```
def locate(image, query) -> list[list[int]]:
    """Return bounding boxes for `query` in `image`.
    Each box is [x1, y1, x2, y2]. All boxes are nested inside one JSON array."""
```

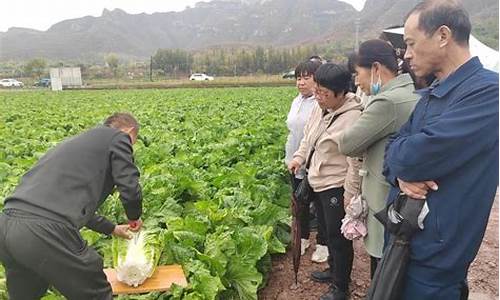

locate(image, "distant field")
[[81, 75, 296, 89], [3, 75, 296, 91]]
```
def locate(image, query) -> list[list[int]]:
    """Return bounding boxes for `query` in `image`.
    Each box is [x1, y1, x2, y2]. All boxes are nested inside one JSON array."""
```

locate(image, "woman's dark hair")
[[314, 63, 352, 96], [346, 52, 357, 74], [350, 39, 399, 74], [294, 60, 322, 79], [345, 52, 358, 93]]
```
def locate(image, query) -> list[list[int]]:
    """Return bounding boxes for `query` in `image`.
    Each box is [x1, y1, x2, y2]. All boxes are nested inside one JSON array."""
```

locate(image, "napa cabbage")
[[112, 228, 165, 287]]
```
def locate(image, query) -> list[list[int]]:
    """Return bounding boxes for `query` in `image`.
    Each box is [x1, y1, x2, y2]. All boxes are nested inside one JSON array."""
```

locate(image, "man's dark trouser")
[[402, 263, 471, 300], [0, 209, 112, 300], [292, 177, 327, 245], [313, 187, 353, 291]]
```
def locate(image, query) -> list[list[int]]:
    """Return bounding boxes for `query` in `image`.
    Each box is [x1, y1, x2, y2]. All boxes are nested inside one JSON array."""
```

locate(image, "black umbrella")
[[367, 194, 427, 300], [289, 173, 302, 285]]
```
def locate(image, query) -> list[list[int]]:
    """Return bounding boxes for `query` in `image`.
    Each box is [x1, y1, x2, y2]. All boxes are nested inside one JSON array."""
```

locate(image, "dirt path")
[[468, 195, 499, 297], [259, 195, 499, 300]]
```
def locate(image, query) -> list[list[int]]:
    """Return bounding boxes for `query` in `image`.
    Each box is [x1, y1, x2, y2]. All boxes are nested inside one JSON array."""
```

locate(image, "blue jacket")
[[383, 57, 499, 283]]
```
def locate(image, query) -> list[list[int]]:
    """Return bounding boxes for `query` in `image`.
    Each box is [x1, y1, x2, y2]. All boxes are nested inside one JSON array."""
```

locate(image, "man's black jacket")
[[4, 126, 142, 234]]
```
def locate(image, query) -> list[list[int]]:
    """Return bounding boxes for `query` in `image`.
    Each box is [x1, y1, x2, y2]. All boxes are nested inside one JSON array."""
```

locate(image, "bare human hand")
[[288, 160, 301, 174], [112, 224, 132, 239], [128, 219, 143, 232], [397, 179, 438, 200]]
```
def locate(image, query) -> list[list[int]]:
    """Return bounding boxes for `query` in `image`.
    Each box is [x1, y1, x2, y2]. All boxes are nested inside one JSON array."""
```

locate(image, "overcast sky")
[[0, 0, 366, 32]]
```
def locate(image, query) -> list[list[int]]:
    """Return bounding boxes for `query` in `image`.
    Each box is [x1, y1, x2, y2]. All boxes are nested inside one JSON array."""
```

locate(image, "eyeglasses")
[[314, 86, 331, 97]]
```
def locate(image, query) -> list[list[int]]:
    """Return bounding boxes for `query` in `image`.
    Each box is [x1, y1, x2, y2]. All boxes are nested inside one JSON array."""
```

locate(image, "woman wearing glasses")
[[288, 63, 362, 300]]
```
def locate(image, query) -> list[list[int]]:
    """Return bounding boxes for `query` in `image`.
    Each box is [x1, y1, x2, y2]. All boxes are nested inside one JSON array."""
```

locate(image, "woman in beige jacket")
[[339, 39, 419, 278], [289, 63, 362, 300]]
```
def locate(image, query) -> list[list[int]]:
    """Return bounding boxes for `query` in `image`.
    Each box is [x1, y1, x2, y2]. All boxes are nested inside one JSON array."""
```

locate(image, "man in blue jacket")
[[383, 1, 499, 299]]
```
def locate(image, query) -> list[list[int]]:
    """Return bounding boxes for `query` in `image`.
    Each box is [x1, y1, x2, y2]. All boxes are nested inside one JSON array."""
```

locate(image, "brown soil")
[[259, 195, 499, 300]]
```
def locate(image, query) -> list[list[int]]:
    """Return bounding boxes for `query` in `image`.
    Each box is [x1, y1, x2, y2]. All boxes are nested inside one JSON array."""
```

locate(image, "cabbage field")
[[0, 87, 296, 299]]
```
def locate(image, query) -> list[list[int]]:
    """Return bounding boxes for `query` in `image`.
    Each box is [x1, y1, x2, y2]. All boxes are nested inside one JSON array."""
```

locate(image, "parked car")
[[282, 70, 295, 79], [0, 78, 24, 87], [189, 73, 214, 81], [34, 78, 51, 87]]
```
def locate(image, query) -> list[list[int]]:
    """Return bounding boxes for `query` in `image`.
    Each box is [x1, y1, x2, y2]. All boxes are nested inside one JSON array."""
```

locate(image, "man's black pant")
[[292, 177, 326, 244], [313, 187, 353, 291], [0, 209, 112, 300]]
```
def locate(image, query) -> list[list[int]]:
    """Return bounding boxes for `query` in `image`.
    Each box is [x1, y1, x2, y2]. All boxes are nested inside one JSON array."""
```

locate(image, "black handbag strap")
[[305, 112, 344, 170]]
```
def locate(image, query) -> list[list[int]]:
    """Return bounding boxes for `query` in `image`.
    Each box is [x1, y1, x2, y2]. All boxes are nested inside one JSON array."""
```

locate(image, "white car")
[[189, 73, 214, 81], [0, 78, 24, 87]]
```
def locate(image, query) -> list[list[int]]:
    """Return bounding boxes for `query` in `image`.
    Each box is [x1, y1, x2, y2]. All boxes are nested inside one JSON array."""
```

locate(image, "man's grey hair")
[[406, 0, 471, 46]]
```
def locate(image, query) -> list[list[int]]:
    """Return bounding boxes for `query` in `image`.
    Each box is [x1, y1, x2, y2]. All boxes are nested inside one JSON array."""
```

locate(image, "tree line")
[[152, 45, 350, 77], [1, 42, 354, 80]]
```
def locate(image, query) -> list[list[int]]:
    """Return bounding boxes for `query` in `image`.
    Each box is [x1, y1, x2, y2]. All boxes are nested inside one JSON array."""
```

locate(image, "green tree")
[[105, 54, 120, 78], [23, 58, 47, 78], [152, 49, 193, 78], [254, 46, 265, 73], [150, 43, 334, 77]]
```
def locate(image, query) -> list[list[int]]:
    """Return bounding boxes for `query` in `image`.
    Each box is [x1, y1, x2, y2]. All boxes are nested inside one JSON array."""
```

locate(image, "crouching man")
[[0, 112, 144, 300]]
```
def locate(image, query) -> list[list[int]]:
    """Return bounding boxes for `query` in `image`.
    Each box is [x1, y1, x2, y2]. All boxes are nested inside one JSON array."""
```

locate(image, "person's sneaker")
[[311, 244, 329, 263], [319, 286, 347, 300], [300, 238, 310, 256], [311, 268, 332, 283]]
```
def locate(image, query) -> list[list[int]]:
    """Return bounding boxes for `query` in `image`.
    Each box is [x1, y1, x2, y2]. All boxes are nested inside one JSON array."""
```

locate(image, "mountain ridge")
[[0, 0, 497, 61]]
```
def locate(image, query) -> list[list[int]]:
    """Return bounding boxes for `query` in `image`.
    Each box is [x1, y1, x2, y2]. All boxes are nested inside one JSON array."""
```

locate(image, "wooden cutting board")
[[104, 265, 188, 295]]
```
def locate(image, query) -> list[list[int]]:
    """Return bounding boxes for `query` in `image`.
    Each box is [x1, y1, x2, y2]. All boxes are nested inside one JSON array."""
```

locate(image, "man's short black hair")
[[295, 60, 322, 79], [314, 63, 352, 96], [104, 112, 139, 131], [406, 0, 471, 46]]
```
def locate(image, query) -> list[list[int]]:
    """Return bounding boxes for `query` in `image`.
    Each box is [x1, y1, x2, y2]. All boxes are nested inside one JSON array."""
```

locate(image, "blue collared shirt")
[[382, 57, 499, 282]]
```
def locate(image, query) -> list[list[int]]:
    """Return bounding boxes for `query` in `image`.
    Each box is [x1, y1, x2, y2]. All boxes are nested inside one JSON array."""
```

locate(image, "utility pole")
[[354, 17, 360, 52], [149, 56, 153, 82]]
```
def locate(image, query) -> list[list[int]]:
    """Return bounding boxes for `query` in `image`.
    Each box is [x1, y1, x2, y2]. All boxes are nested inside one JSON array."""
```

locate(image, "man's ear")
[[120, 127, 136, 143], [122, 127, 133, 135], [437, 25, 452, 48]]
